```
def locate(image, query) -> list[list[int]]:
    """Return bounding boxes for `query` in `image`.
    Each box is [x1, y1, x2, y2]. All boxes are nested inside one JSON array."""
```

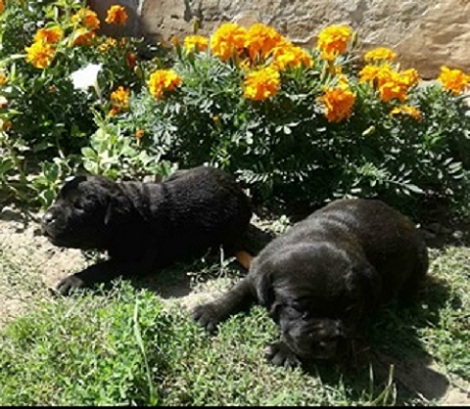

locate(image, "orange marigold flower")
[[25, 41, 56, 69], [72, 8, 100, 31], [184, 35, 209, 53], [147, 69, 182, 99], [105, 5, 128, 25], [244, 66, 280, 101], [2, 120, 12, 131], [34, 26, 63, 44], [317, 25, 353, 61], [320, 86, 356, 123], [110, 86, 130, 110], [210, 22, 247, 62], [364, 47, 397, 63], [272, 40, 314, 70], [0, 70, 7, 86], [244, 23, 283, 62], [126, 52, 137, 69], [390, 105, 422, 122], [0, 0, 4, 14], [71, 28, 96, 46], [135, 128, 145, 140], [437, 66, 470, 96], [108, 106, 120, 117]]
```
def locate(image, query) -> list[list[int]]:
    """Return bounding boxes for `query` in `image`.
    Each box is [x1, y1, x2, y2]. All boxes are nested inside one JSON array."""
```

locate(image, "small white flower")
[[70, 63, 103, 90]]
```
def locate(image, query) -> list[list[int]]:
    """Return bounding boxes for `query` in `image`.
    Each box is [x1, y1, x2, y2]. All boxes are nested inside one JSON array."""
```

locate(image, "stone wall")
[[89, 0, 470, 79]]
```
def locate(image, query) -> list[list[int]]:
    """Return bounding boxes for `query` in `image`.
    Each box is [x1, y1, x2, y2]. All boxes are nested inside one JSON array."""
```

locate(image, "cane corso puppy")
[[192, 199, 428, 368], [41, 166, 253, 296]]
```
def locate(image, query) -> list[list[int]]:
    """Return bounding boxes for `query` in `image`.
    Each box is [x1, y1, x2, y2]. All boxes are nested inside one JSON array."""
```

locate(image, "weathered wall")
[[89, 0, 470, 79]]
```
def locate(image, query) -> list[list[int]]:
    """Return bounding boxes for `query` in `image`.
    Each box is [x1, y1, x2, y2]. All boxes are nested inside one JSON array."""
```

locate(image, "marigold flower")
[[72, 8, 100, 31], [135, 128, 145, 140], [105, 5, 128, 25], [317, 25, 353, 61], [110, 86, 130, 110], [0, 96, 7, 109], [437, 66, 470, 96], [126, 52, 137, 69], [184, 35, 209, 53], [0, 0, 4, 14], [25, 41, 56, 69], [2, 120, 12, 131], [98, 37, 118, 52], [364, 47, 397, 63], [108, 106, 120, 117], [0, 70, 7, 86], [360, 64, 420, 102], [272, 40, 313, 70], [147, 69, 182, 99], [244, 23, 283, 62], [244, 66, 280, 101], [390, 105, 422, 122], [320, 86, 356, 123], [210, 22, 247, 62], [71, 28, 96, 46], [34, 26, 63, 44]]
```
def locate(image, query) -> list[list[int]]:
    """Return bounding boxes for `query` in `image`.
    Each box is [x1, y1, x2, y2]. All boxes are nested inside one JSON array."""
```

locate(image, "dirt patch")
[[0, 206, 469, 406]]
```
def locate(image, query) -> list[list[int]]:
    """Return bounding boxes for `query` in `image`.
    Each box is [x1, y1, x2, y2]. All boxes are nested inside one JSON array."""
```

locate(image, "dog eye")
[[73, 200, 84, 210]]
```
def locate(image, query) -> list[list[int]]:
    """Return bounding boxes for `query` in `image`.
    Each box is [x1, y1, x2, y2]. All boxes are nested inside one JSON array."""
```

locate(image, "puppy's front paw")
[[265, 341, 301, 369], [54, 275, 85, 296], [191, 302, 225, 333]]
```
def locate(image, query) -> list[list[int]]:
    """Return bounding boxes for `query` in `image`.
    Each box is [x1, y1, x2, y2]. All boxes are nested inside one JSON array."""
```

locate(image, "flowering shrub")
[[114, 22, 470, 214], [1, 1, 470, 215]]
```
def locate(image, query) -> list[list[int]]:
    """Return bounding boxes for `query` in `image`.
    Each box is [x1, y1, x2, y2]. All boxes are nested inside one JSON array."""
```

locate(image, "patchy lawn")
[[0, 207, 469, 406]]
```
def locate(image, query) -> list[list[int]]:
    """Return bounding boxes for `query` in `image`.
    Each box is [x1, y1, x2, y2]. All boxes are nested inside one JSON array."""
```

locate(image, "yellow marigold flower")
[[25, 41, 56, 69], [317, 25, 353, 61], [147, 69, 182, 99], [244, 66, 280, 101], [34, 26, 63, 44], [400, 68, 420, 87], [110, 86, 130, 110], [244, 23, 283, 62], [272, 41, 313, 70], [98, 37, 118, 52], [71, 28, 96, 46], [359, 64, 382, 84], [184, 35, 209, 53], [364, 47, 397, 63], [210, 22, 247, 62], [0, 70, 7, 86], [105, 5, 128, 25], [320, 86, 356, 123], [390, 105, 422, 122], [72, 8, 100, 31], [437, 66, 470, 96]]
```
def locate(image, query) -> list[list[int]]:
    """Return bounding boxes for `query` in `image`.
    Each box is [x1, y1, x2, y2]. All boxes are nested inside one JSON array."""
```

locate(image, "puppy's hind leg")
[[191, 276, 256, 333]]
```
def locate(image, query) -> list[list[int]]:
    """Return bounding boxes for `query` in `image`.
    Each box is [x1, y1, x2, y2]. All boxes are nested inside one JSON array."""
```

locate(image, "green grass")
[[0, 245, 469, 406]]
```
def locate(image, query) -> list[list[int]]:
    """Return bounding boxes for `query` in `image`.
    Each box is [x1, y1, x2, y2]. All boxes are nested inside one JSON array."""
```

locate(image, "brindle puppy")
[[42, 166, 253, 296], [192, 199, 428, 368]]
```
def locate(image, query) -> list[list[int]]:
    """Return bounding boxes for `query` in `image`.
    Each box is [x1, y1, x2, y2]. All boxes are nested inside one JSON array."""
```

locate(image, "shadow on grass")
[[301, 274, 453, 404]]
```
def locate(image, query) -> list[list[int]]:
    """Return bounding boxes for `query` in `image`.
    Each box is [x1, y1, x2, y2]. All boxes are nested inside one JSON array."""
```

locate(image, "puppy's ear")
[[256, 271, 275, 308], [351, 262, 382, 310]]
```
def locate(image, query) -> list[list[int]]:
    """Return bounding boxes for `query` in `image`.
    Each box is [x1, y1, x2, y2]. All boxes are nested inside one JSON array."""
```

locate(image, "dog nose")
[[42, 212, 55, 225]]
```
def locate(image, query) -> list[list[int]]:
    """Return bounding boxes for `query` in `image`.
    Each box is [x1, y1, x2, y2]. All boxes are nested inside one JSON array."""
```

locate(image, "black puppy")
[[42, 166, 253, 296], [192, 199, 428, 368]]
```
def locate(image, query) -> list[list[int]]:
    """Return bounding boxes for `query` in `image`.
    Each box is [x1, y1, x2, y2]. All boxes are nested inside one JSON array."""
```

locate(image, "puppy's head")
[[41, 175, 127, 249], [256, 245, 380, 361]]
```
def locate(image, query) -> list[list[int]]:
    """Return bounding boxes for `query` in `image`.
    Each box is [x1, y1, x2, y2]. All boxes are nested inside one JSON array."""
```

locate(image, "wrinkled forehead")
[[57, 176, 94, 200]]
